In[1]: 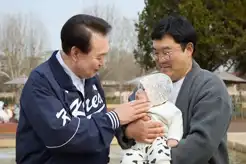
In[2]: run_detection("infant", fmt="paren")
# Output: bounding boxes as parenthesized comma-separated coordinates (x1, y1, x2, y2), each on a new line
(121, 73, 183, 164)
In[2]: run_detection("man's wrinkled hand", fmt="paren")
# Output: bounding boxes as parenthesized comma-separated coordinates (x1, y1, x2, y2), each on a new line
(114, 99, 150, 125)
(125, 119, 164, 144)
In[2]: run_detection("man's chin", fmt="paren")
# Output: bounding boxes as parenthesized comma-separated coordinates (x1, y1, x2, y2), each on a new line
(160, 69, 171, 76)
(89, 71, 98, 78)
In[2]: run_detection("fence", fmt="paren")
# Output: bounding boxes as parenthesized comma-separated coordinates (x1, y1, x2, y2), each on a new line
(231, 94, 246, 120)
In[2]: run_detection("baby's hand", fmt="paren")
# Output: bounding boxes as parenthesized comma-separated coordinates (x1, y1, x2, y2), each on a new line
(167, 139, 179, 147)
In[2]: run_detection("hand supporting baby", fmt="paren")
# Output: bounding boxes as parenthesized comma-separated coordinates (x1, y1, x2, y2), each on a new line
(136, 89, 179, 147)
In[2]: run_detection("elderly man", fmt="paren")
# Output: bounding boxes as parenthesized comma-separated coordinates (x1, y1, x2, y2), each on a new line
(16, 14, 154, 164)
(118, 15, 232, 164)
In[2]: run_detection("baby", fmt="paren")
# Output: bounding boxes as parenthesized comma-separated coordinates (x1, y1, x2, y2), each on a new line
(121, 73, 183, 164)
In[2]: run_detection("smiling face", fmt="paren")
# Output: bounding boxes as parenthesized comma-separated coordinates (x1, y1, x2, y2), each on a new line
(69, 32, 109, 78)
(152, 34, 193, 82)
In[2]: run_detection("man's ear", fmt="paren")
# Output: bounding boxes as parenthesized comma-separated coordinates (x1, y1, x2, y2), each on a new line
(70, 46, 81, 62)
(184, 42, 194, 57)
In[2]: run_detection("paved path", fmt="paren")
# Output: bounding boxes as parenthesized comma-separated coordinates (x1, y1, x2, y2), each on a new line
(109, 145, 122, 164)
(1, 141, 246, 164)
(0, 146, 122, 164)
(227, 133, 246, 153)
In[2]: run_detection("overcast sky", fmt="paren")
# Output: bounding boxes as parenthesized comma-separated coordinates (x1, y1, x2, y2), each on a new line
(0, 0, 145, 50)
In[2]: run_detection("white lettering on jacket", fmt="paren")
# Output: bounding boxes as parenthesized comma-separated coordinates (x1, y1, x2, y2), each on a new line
(85, 85, 104, 113)
(57, 84, 105, 126)
(56, 108, 71, 126)
(70, 98, 85, 117)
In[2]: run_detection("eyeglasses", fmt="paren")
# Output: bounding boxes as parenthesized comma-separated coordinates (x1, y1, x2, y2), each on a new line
(151, 51, 172, 60)
(151, 47, 182, 60)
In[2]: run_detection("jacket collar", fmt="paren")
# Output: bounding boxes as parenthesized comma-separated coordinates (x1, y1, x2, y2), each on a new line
(48, 50, 77, 91)
(48, 50, 97, 91)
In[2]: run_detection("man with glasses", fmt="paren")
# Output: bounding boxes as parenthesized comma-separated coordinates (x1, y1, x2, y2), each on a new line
(118, 15, 232, 164)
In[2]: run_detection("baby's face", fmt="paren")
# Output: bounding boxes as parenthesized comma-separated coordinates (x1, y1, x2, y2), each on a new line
(135, 90, 149, 101)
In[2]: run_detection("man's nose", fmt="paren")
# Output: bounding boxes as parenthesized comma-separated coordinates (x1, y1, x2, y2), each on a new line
(99, 59, 105, 67)
(156, 56, 168, 63)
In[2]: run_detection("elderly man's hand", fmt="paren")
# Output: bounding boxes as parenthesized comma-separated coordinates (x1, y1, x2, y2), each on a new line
(125, 116, 164, 143)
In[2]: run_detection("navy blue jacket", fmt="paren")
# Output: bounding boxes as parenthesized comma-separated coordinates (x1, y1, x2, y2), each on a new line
(16, 51, 120, 164)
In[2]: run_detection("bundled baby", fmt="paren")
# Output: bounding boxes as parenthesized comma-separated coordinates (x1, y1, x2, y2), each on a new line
(121, 73, 183, 164)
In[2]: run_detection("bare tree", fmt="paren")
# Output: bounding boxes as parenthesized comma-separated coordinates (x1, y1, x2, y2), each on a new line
(0, 13, 48, 80)
(82, 4, 140, 77)
(0, 13, 49, 100)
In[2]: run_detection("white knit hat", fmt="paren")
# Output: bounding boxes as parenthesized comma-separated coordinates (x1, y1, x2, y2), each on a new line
(139, 73, 173, 106)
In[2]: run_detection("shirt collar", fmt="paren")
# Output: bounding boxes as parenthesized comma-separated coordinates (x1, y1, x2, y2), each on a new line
(56, 51, 84, 86)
